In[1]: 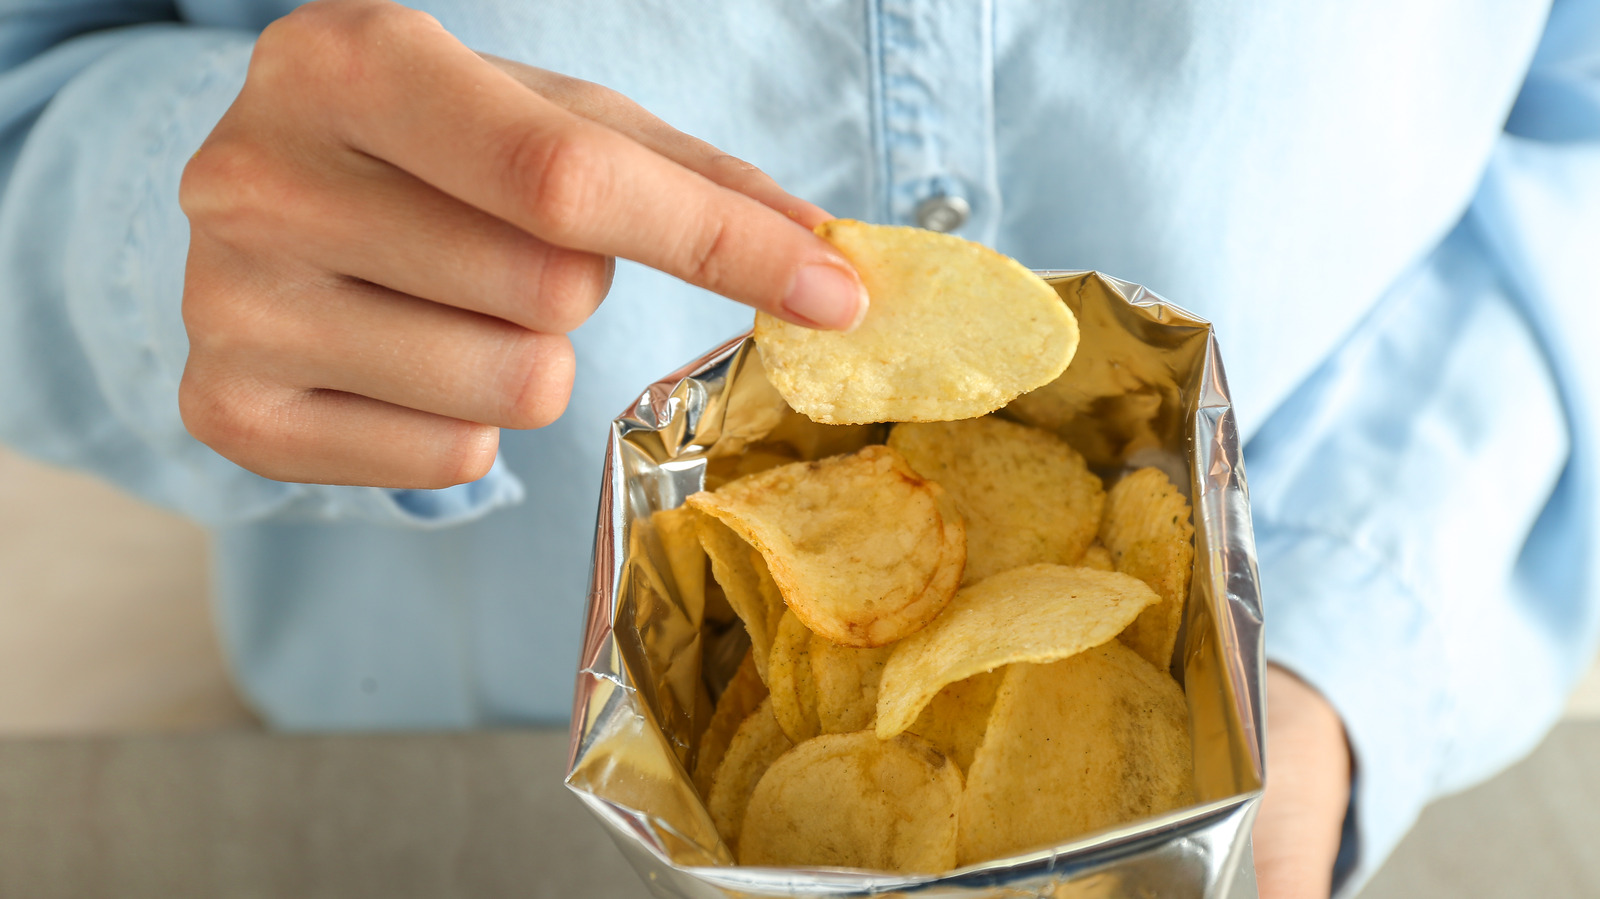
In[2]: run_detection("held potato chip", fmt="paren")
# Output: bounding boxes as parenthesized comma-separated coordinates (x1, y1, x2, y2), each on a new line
(768, 611, 822, 743)
(906, 668, 1005, 772)
(739, 731, 963, 872)
(1100, 467, 1195, 670)
(693, 650, 768, 796)
(811, 639, 894, 734)
(687, 445, 966, 648)
(696, 515, 785, 681)
(888, 418, 1105, 583)
(707, 698, 793, 852)
(754, 220, 1079, 424)
(958, 643, 1195, 865)
(875, 564, 1161, 738)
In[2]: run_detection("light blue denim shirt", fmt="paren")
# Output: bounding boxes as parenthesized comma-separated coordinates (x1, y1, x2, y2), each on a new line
(3, 2, 1597, 893)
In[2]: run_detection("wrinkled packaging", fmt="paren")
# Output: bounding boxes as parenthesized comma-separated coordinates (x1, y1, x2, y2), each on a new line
(567, 272, 1265, 898)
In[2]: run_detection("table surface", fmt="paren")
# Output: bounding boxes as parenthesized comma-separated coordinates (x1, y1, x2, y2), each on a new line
(0, 727, 1259, 899)
(4, 723, 1598, 899)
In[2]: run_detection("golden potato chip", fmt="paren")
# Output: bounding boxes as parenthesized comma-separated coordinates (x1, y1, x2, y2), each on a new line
(704, 443, 801, 492)
(958, 643, 1195, 864)
(888, 418, 1105, 583)
(693, 651, 768, 797)
(707, 698, 793, 852)
(875, 564, 1161, 738)
(763, 413, 887, 462)
(687, 445, 966, 648)
(1078, 542, 1115, 572)
(754, 220, 1079, 424)
(739, 732, 963, 872)
(768, 611, 822, 743)
(811, 639, 894, 734)
(907, 668, 1004, 772)
(696, 515, 784, 682)
(651, 505, 707, 621)
(1100, 467, 1195, 670)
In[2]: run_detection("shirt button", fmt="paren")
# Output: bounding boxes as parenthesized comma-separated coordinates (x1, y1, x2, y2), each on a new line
(915, 195, 970, 233)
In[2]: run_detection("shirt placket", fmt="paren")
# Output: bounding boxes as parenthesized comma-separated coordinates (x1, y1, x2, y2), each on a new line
(869, 0, 999, 245)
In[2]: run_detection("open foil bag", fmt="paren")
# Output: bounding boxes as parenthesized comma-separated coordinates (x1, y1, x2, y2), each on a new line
(567, 271, 1265, 898)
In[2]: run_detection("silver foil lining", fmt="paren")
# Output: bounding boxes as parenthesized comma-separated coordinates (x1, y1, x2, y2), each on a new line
(567, 271, 1265, 898)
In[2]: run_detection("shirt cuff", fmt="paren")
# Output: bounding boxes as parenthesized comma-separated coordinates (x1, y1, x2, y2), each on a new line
(1258, 523, 1451, 898)
(271, 454, 528, 530)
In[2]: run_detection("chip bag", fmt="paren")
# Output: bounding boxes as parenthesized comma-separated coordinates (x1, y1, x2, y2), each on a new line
(567, 271, 1264, 898)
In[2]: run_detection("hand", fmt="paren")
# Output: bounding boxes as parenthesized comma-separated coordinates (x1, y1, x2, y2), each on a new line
(178, 0, 866, 488)
(1254, 664, 1353, 899)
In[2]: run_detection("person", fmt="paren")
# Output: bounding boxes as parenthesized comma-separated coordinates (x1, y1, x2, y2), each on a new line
(2, 2, 1597, 896)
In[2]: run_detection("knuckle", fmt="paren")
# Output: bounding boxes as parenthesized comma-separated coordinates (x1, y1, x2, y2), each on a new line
(677, 215, 730, 286)
(179, 138, 300, 245)
(507, 129, 609, 240)
(258, 1, 443, 96)
(178, 367, 277, 462)
(705, 153, 763, 182)
(499, 333, 574, 430)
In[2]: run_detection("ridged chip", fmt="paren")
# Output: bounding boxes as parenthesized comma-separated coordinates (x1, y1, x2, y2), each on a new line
(687, 445, 966, 648)
(1101, 467, 1195, 670)
(875, 564, 1161, 738)
(707, 698, 793, 853)
(768, 610, 822, 743)
(739, 732, 963, 872)
(958, 643, 1195, 865)
(693, 650, 768, 797)
(888, 418, 1105, 583)
(754, 220, 1079, 424)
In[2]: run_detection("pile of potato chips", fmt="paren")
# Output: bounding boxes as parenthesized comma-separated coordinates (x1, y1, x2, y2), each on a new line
(657, 222, 1198, 874)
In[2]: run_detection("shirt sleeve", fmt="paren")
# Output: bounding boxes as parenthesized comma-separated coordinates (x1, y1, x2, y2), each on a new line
(1251, 1, 1600, 893)
(0, 5, 524, 528)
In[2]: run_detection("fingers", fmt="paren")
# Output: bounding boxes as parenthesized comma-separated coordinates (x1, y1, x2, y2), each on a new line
(480, 56, 833, 229)
(181, 235, 576, 486)
(193, 146, 612, 335)
(264, 2, 864, 329)
(179, 370, 501, 490)
(1253, 665, 1353, 899)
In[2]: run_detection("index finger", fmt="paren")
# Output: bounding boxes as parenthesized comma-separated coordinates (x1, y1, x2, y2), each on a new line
(300, 4, 867, 330)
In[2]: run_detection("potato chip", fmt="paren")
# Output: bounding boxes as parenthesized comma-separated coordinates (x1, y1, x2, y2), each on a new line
(888, 418, 1105, 583)
(875, 564, 1161, 738)
(704, 443, 801, 492)
(696, 515, 784, 682)
(907, 668, 1004, 772)
(707, 698, 793, 852)
(687, 445, 966, 648)
(768, 610, 822, 743)
(1078, 542, 1115, 572)
(958, 643, 1195, 865)
(693, 650, 768, 796)
(754, 220, 1078, 424)
(811, 638, 894, 734)
(739, 732, 963, 872)
(1100, 468, 1195, 670)
(651, 505, 707, 621)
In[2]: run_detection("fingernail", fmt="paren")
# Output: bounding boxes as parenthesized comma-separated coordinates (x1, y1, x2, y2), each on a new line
(782, 263, 869, 331)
